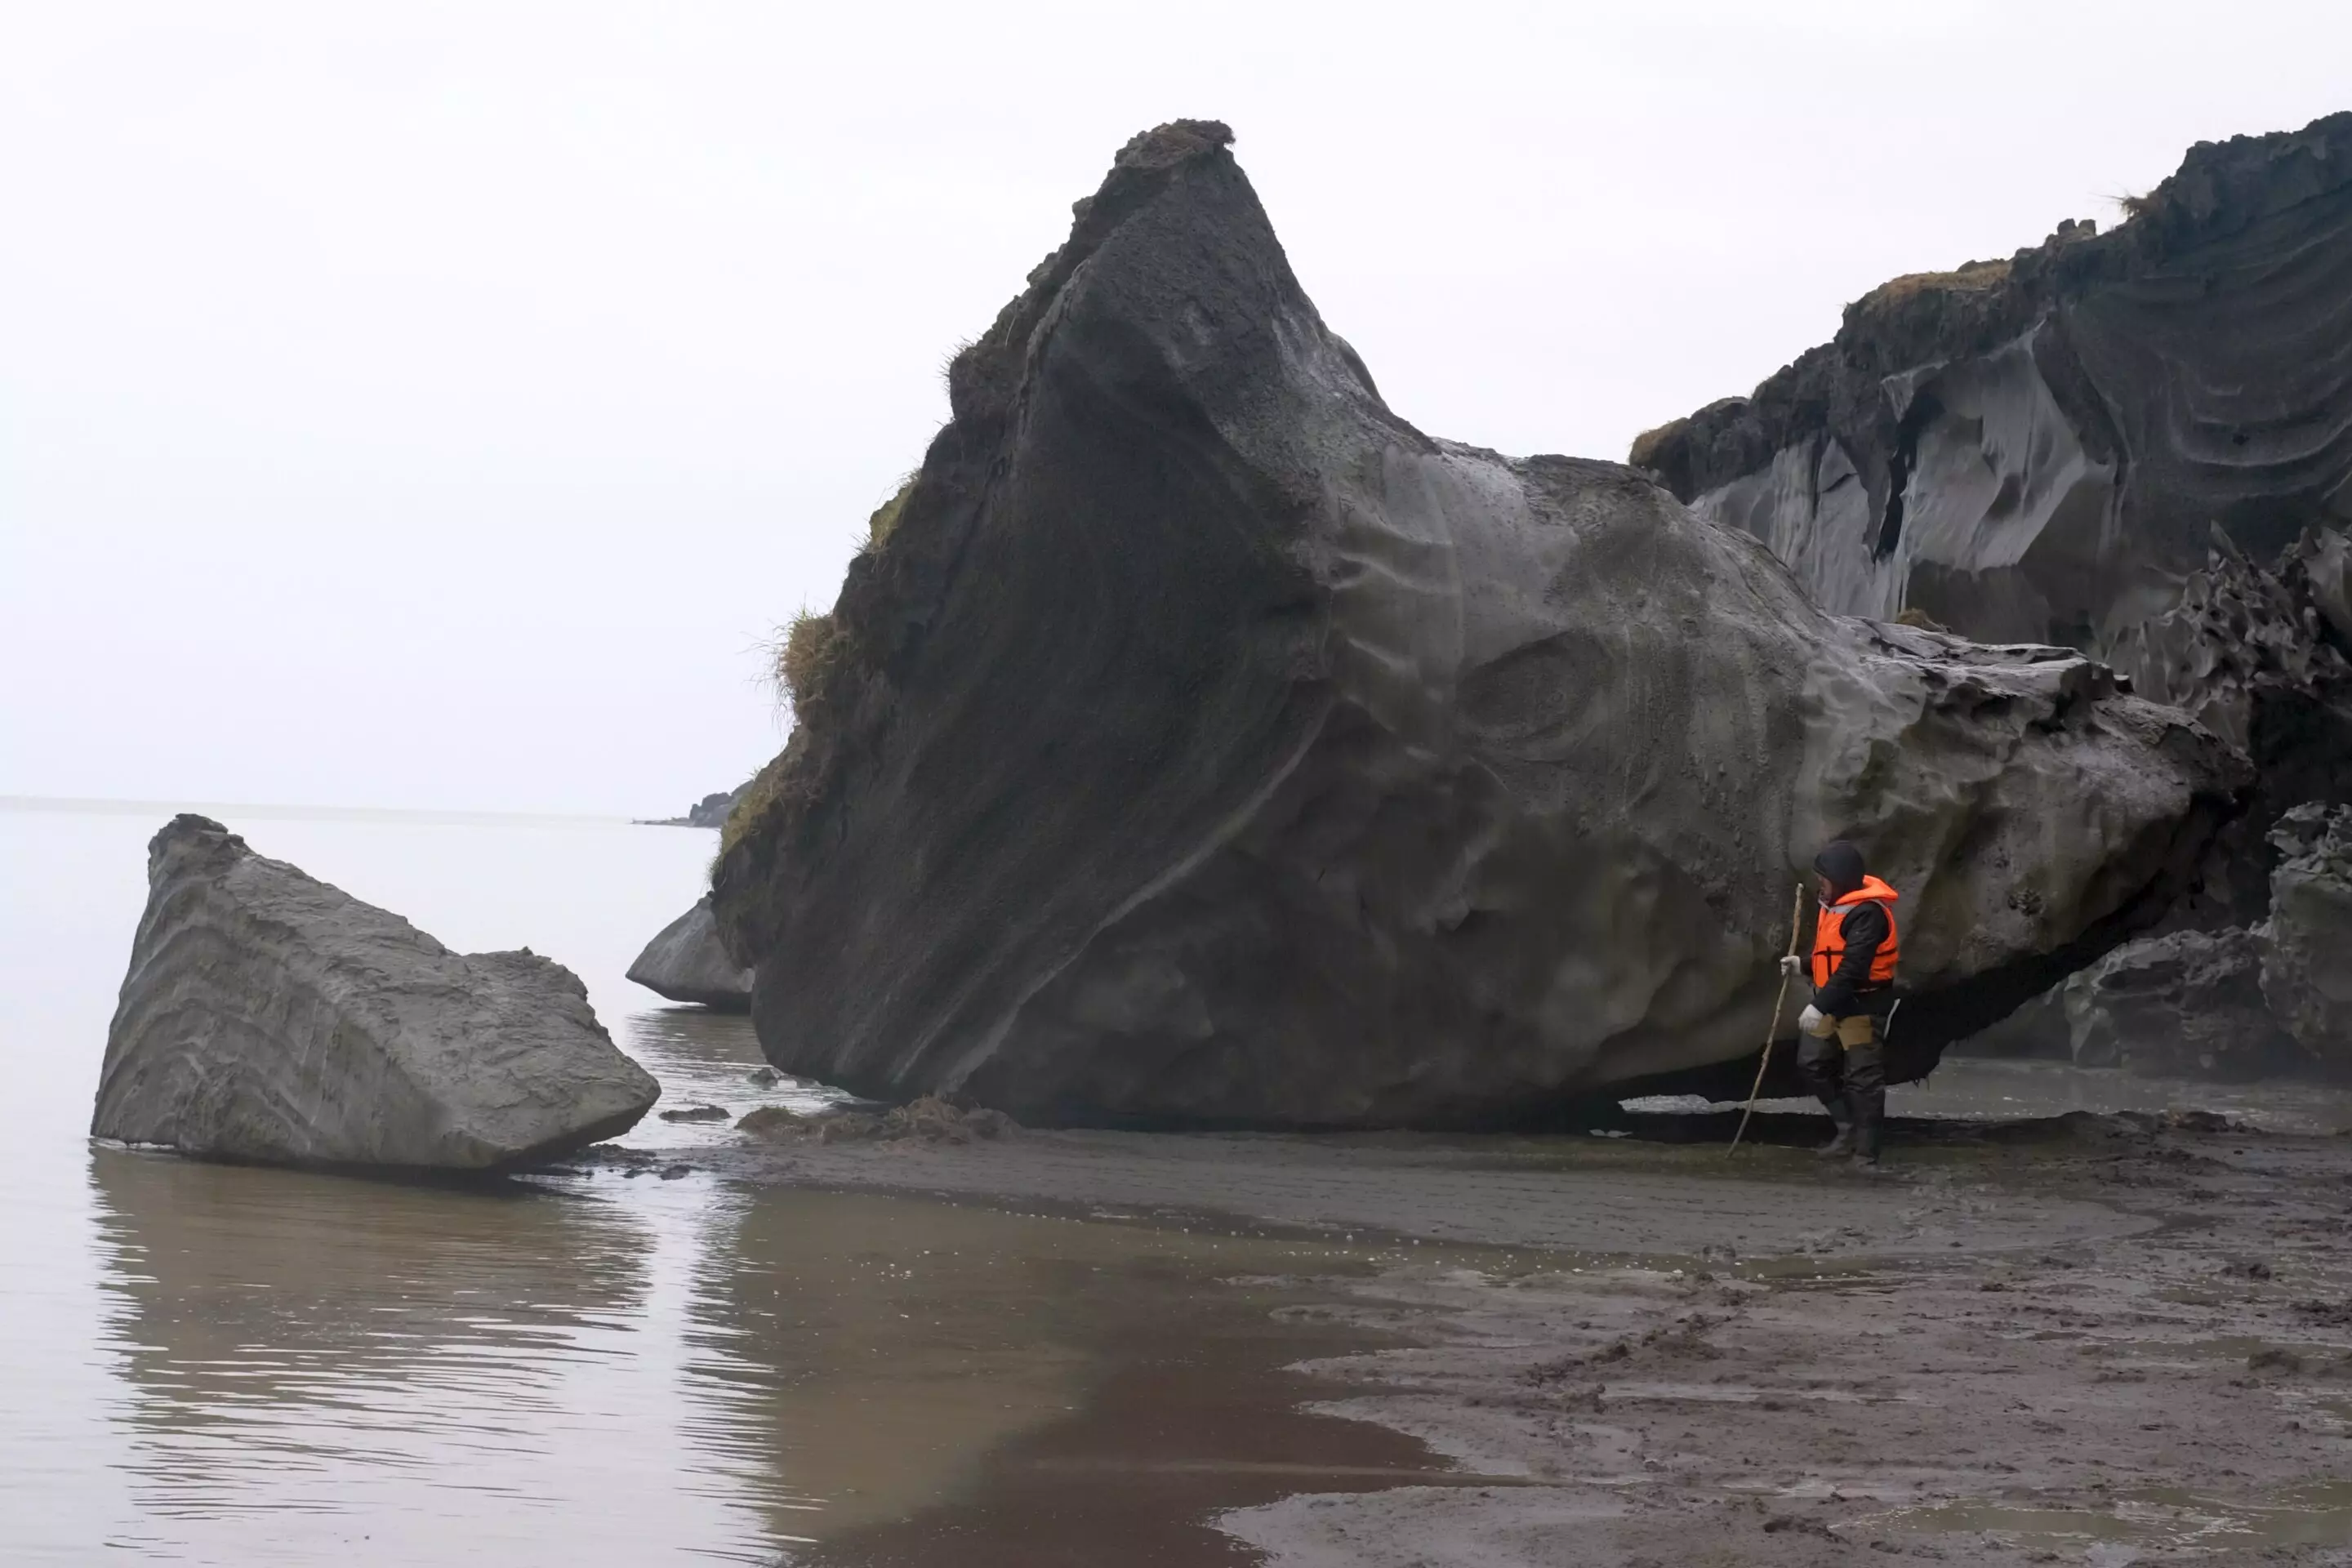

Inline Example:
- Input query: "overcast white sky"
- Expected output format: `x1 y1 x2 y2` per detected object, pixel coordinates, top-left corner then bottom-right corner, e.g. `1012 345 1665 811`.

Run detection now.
3 2 2345 815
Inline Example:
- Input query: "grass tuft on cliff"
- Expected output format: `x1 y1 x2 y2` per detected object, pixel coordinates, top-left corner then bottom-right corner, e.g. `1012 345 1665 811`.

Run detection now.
772 609 842 715
720 472 919 879
1628 418 1687 471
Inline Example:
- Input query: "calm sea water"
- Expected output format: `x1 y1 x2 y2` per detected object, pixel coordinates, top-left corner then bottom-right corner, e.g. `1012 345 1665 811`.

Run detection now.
0 802 1427 1566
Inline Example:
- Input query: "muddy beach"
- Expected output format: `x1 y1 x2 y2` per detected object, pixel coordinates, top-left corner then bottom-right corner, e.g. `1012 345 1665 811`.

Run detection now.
586 1102 2352 1565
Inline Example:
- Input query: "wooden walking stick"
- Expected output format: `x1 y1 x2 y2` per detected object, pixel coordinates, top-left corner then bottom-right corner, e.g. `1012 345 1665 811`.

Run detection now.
1729 882 1808 1156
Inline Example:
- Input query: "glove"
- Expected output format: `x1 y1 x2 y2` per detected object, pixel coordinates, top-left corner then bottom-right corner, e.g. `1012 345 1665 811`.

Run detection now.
1779 955 1804 978
1798 1004 1831 1038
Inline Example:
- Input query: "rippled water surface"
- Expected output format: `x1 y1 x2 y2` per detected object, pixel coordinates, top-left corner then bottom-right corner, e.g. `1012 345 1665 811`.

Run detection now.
0 803 1429 1565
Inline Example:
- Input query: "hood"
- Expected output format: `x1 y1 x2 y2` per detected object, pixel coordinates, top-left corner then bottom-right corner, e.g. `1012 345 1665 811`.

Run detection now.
1830 874 1900 908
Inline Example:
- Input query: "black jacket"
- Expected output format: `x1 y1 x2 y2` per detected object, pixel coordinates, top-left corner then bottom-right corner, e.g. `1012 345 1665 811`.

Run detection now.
1813 899 1891 1018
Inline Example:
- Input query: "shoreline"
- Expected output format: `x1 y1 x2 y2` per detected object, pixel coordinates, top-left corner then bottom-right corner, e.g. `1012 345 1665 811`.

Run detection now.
586 1115 2352 1564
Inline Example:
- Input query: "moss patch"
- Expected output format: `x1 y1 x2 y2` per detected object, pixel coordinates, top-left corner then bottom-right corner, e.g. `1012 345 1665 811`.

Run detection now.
719 751 792 861
861 476 915 555
1853 257 2012 317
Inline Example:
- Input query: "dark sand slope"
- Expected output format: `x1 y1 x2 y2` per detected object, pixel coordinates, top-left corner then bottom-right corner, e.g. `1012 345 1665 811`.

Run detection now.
714 122 2246 1126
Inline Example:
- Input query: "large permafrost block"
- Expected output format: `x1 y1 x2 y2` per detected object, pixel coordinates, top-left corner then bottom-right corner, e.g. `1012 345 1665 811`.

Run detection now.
93 815 660 1169
712 122 2252 1127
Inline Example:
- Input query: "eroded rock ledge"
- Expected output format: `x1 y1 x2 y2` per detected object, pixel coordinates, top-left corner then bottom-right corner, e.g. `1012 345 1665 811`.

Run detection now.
713 122 2247 1127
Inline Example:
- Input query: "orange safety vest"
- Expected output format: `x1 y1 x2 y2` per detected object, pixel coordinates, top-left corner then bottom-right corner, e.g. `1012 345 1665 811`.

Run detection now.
1811 875 1901 990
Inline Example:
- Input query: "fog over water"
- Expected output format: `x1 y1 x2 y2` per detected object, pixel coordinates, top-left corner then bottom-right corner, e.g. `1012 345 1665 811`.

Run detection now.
5 2 2348 816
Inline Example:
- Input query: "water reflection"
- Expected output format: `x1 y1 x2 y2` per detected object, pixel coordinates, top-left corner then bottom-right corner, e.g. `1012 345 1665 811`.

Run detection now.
684 1194 1099 1543
83 1149 1433 1566
688 1195 1447 1565
87 1148 769 1563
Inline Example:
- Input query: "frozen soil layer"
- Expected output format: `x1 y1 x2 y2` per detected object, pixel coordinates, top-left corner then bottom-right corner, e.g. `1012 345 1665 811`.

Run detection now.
607 1116 2352 1565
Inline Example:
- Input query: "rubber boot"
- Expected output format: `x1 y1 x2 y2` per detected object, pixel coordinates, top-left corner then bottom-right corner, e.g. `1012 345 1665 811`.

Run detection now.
1848 1100 1883 1166
1795 1034 1849 1154
1845 1041 1887 1168
1816 1107 1855 1159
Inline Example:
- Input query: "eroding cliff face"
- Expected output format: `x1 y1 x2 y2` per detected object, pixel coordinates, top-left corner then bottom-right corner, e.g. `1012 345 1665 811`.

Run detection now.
711 122 2247 1127
1635 113 2352 651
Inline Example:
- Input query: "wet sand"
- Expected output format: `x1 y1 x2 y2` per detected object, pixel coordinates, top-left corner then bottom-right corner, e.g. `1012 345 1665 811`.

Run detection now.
601 1109 2352 1564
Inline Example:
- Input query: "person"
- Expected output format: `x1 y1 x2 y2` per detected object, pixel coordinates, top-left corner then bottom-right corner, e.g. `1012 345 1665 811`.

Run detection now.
1778 840 1900 1165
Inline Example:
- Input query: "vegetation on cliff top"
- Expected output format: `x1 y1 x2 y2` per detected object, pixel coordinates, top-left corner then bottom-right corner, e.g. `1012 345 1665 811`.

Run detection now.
1851 256 2013 318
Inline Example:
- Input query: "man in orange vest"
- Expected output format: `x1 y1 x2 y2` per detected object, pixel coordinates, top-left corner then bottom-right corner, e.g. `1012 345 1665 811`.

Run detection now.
1779 840 1900 1165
